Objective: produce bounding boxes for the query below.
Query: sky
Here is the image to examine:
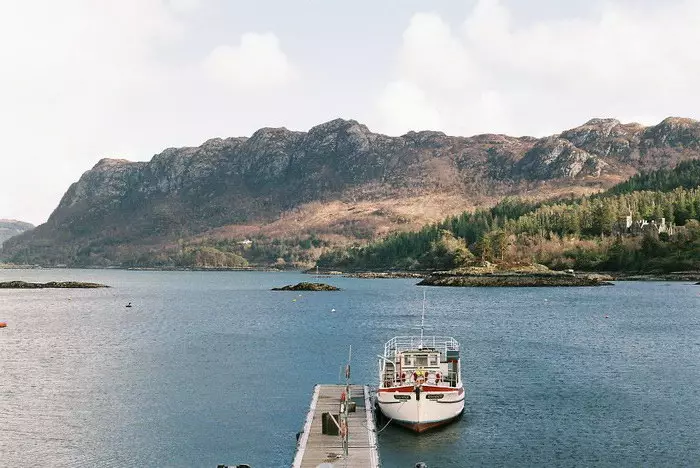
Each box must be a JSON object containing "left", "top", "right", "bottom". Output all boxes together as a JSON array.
[{"left": 1, "top": 0, "right": 700, "bottom": 225}]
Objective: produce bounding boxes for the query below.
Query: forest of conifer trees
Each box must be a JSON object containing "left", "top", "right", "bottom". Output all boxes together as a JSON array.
[{"left": 317, "top": 161, "right": 700, "bottom": 273}]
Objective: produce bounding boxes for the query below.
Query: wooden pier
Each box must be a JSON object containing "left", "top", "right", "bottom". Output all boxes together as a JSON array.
[{"left": 292, "top": 384, "right": 380, "bottom": 468}]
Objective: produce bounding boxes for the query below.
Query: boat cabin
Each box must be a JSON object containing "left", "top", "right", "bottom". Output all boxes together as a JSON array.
[{"left": 379, "top": 336, "right": 461, "bottom": 388}]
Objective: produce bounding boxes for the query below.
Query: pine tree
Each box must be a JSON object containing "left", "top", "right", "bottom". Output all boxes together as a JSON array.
[{"left": 475, "top": 235, "right": 493, "bottom": 261}]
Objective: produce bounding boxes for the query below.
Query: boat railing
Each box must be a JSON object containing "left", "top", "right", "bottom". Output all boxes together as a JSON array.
[
  {"left": 379, "top": 365, "right": 461, "bottom": 388},
  {"left": 383, "top": 336, "right": 459, "bottom": 358}
]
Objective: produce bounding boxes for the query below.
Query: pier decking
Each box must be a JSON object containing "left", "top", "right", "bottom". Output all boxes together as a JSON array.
[{"left": 292, "top": 384, "right": 380, "bottom": 468}]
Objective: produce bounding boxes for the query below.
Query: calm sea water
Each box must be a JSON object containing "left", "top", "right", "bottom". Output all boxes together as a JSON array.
[{"left": 1, "top": 269, "right": 699, "bottom": 468}]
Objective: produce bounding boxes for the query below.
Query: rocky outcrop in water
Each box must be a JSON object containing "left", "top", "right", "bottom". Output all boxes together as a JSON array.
[
  {"left": 417, "top": 273, "right": 613, "bottom": 287},
  {"left": 4, "top": 117, "right": 700, "bottom": 267},
  {"left": 417, "top": 263, "right": 613, "bottom": 287},
  {"left": 0, "top": 281, "right": 108, "bottom": 288},
  {"left": 343, "top": 272, "right": 425, "bottom": 279},
  {"left": 272, "top": 282, "right": 340, "bottom": 291}
]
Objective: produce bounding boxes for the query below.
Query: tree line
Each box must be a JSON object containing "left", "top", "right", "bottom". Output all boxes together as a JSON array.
[
  {"left": 317, "top": 161, "right": 700, "bottom": 273},
  {"left": 607, "top": 159, "right": 700, "bottom": 195}
]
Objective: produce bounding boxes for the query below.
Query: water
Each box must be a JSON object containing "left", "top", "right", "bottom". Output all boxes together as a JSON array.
[{"left": 1, "top": 269, "right": 699, "bottom": 467}]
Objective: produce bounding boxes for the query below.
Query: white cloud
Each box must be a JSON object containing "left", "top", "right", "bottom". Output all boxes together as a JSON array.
[
  {"left": 203, "top": 33, "right": 298, "bottom": 91},
  {"left": 0, "top": 0, "right": 185, "bottom": 224},
  {"left": 0, "top": 1, "right": 300, "bottom": 224},
  {"left": 377, "top": 81, "right": 443, "bottom": 135},
  {"left": 373, "top": 0, "right": 700, "bottom": 137},
  {"left": 167, "top": 0, "right": 201, "bottom": 13},
  {"left": 399, "top": 13, "right": 476, "bottom": 91}
]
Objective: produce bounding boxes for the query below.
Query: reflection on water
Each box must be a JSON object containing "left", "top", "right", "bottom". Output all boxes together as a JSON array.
[{"left": 1, "top": 269, "right": 699, "bottom": 467}]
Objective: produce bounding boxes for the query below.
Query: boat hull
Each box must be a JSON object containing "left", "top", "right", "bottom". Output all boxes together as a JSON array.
[
  {"left": 392, "top": 414, "right": 462, "bottom": 433},
  {"left": 376, "top": 386, "right": 464, "bottom": 433}
]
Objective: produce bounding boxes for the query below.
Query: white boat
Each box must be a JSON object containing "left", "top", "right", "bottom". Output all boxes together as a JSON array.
[{"left": 375, "top": 299, "right": 464, "bottom": 432}]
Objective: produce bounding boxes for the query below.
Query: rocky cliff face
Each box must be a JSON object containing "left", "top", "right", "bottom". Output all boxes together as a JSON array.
[
  {"left": 4, "top": 117, "right": 700, "bottom": 266},
  {"left": 0, "top": 220, "right": 34, "bottom": 248}
]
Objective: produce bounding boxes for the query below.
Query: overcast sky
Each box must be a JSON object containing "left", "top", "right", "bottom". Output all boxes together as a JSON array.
[{"left": 2, "top": 0, "right": 700, "bottom": 225}]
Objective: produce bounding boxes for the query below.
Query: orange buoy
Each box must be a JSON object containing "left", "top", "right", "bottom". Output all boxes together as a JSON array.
[{"left": 0, "top": 322, "right": 7, "bottom": 328}]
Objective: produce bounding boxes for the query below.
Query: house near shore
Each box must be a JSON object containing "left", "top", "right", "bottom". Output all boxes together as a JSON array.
[{"left": 612, "top": 215, "right": 675, "bottom": 237}]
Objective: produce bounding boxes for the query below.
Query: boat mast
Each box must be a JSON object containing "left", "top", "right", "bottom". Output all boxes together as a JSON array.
[{"left": 420, "top": 290, "right": 426, "bottom": 348}]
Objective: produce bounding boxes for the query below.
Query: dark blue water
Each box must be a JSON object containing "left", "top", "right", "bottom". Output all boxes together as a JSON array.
[{"left": 1, "top": 269, "right": 699, "bottom": 467}]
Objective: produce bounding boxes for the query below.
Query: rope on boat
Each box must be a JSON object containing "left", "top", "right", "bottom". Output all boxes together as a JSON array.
[
  {"left": 375, "top": 416, "right": 394, "bottom": 434},
  {"left": 367, "top": 386, "right": 403, "bottom": 434}
]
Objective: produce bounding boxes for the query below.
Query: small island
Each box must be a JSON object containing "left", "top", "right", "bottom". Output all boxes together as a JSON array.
[
  {"left": 0, "top": 281, "right": 109, "bottom": 289},
  {"left": 272, "top": 282, "right": 340, "bottom": 291},
  {"left": 417, "top": 262, "right": 613, "bottom": 287},
  {"left": 343, "top": 272, "right": 425, "bottom": 279}
]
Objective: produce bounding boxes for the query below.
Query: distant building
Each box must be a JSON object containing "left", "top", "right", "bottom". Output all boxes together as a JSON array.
[{"left": 612, "top": 215, "right": 675, "bottom": 237}]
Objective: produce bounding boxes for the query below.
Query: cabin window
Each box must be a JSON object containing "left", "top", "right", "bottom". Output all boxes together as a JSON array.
[
  {"left": 416, "top": 355, "right": 428, "bottom": 367},
  {"left": 429, "top": 354, "right": 438, "bottom": 366},
  {"left": 404, "top": 355, "right": 411, "bottom": 366}
]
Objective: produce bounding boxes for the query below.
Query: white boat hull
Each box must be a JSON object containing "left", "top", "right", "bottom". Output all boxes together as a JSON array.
[{"left": 376, "top": 386, "right": 464, "bottom": 432}]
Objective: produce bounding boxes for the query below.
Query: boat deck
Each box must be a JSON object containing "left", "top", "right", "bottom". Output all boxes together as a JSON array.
[{"left": 292, "top": 384, "right": 380, "bottom": 468}]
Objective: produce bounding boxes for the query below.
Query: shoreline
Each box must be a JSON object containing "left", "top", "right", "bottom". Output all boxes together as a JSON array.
[
  {"left": 2, "top": 263, "right": 700, "bottom": 283},
  {"left": 610, "top": 271, "right": 700, "bottom": 282}
]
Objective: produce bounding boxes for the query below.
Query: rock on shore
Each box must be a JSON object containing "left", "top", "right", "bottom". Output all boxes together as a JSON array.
[{"left": 272, "top": 282, "right": 340, "bottom": 291}]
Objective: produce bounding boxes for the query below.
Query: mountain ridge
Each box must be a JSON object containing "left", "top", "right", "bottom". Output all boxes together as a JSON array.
[
  {"left": 4, "top": 116, "right": 700, "bottom": 267},
  {"left": 0, "top": 219, "right": 34, "bottom": 247}
]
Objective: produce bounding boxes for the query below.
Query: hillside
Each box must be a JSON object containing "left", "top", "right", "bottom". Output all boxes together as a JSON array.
[
  {"left": 0, "top": 220, "right": 34, "bottom": 248},
  {"left": 3, "top": 117, "right": 700, "bottom": 268},
  {"left": 318, "top": 162, "right": 700, "bottom": 274}
]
